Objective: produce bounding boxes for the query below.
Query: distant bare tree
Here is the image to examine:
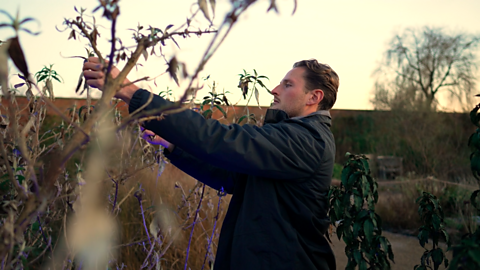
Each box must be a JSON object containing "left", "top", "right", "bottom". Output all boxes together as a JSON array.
[{"left": 372, "top": 27, "right": 480, "bottom": 111}]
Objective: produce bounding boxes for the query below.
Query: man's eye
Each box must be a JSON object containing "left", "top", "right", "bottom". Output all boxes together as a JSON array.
[{"left": 286, "top": 84, "right": 292, "bottom": 87}]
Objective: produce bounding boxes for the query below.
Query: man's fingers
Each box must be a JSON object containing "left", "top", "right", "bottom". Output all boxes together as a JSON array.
[
  {"left": 143, "top": 130, "right": 155, "bottom": 136},
  {"left": 83, "top": 70, "right": 103, "bottom": 79},
  {"left": 83, "top": 62, "right": 103, "bottom": 71},
  {"left": 85, "top": 79, "right": 102, "bottom": 89}
]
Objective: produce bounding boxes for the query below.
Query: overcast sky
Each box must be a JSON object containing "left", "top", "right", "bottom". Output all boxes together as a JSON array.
[{"left": 1, "top": 0, "right": 480, "bottom": 110}]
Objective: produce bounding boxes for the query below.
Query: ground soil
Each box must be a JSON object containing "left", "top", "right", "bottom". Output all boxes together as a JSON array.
[{"left": 331, "top": 230, "right": 451, "bottom": 270}]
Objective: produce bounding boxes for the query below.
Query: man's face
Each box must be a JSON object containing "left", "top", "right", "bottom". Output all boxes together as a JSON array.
[{"left": 270, "top": 67, "right": 310, "bottom": 117}]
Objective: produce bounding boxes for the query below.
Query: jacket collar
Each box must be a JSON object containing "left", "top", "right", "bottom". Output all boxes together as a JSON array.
[{"left": 263, "top": 109, "right": 331, "bottom": 125}]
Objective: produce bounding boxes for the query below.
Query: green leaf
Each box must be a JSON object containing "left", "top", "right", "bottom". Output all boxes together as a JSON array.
[
  {"left": 356, "top": 209, "right": 369, "bottom": 221},
  {"left": 432, "top": 214, "right": 441, "bottom": 231},
  {"left": 354, "top": 193, "right": 363, "bottom": 211},
  {"left": 347, "top": 172, "right": 358, "bottom": 188},
  {"left": 202, "top": 109, "right": 212, "bottom": 119},
  {"left": 0, "top": 180, "right": 10, "bottom": 192},
  {"left": 16, "top": 175, "right": 25, "bottom": 184},
  {"left": 431, "top": 248, "right": 444, "bottom": 266},
  {"left": 353, "top": 222, "right": 361, "bottom": 238},
  {"left": 36, "top": 74, "right": 48, "bottom": 83},
  {"left": 78, "top": 105, "right": 87, "bottom": 118},
  {"left": 359, "top": 259, "right": 367, "bottom": 270},
  {"left": 471, "top": 190, "right": 480, "bottom": 210},
  {"left": 361, "top": 175, "right": 369, "bottom": 198},
  {"left": 340, "top": 165, "right": 351, "bottom": 187},
  {"left": 336, "top": 223, "right": 344, "bottom": 240},
  {"left": 214, "top": 105, "right": 227, "bottom": 118},
  {"left": 52, "top": 75, "right": 61, "bottom": 83},
  {"left": 360, "top": 158, "right": 370, "bottom": 173},
  {"left": 364, "top": 218, "right": 374, "bottom": 243},
  {"left": 353, "top": 249, "right": 362, "bottom": 264},
  {"left": 418, "top": 229, "right": 429, "bottom": 247},
  {"left": 237, "top": 115, "right": 247, "bottom": 125}
]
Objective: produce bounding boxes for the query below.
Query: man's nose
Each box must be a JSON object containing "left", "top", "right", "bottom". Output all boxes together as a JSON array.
[{"left": 271, "top": 85, "right": 280, "bottom": 95}]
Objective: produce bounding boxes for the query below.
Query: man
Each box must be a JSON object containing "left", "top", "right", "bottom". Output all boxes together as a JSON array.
[{"left": 84, "top": 58, "right": 339, "bottom": 269}]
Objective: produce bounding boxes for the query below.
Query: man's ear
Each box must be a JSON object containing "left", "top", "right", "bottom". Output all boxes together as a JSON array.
[{"left": 307, "top": 89, "right": 324, "bottom": 106}]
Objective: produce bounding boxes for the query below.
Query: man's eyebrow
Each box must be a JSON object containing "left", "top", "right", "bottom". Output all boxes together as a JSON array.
[{"left": 281, "top": 79, "right": 293, "bottom": 84}]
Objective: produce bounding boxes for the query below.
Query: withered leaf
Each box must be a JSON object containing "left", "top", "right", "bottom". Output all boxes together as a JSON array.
[
  {"left": 198, "top": 0, "right": 211, "bottom": 23},
  {"left": 181, "top": 62, "right": 188, "bottom": 78},
  {"left": 7, "top": 37, "right": 30, "bottom": 80},
  {"left": 76, "top": 71, "right": 84, "bottom": 94},
  {"left": 68, "top": 30, "right": 76, "bottom": 40},
  {"left": 91, "top": 28, "right": 98, "bottom": 46},
  {"left": 223, "top": 95, "right": 230, "bottom": 106},
  {"left": 267, "top": 0, "right": 278, "bottom": 13},
  {"left": 167, "top": 57, "right": 179, "bottom": 86},
  {"left": 209, "top": 0, "right": 216, "bottom": 18},
  {"left": 254, "top": 87, "right": 260, "bottom": 108}
]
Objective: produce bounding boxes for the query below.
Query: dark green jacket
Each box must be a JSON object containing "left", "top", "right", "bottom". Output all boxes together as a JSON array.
[{"left": 129, "top": 89, "right": 336, "bottom": 270}]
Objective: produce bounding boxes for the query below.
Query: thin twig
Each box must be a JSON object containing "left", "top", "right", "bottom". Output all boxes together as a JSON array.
[
  {"left": 0, "top": 133, "right": 26, "bottom": 197},
  {"left": 27, "top": 237, "right": 51, "bottom": 266},
  {"left": 135, "top": 191, "right": 152, "bottom": 246},
  {"left": 184, "top": 184, "right": 206, "bottom": 270},
  {"left": 111, "top": 179, "right": 118, "bottom": 214},
  {"left": 201, "top": 190, "right": 224, "bottom": 270},
  {"left": 120, "top": 76, "right": 150, "bottom": 88}
]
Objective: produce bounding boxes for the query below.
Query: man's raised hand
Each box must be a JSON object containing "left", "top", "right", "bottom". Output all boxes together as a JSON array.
[{"left": 83, "top": 57, "right": 139, "bottom": 103}]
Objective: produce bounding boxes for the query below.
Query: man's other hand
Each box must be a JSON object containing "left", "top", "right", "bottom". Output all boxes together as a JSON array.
[{"left": 141, "top": 127, "right": 175, "bottom": 152}]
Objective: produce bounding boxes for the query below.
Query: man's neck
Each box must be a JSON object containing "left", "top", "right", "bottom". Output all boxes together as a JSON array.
[{"left": 299, "top": 107, "right": 318, "bottom": 117}]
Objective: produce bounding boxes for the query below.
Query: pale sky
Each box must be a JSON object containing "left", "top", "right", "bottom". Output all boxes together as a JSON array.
[{"left": 1, "top": 0, "right": 480, "bottom": 110}]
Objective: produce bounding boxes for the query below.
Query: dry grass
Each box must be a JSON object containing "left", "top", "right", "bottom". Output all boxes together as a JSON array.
[{"left": 114, "top": 164, "right": 230, "bottom": 269}]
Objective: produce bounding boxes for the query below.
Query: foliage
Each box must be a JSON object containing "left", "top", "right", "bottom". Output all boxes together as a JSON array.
[
  {"left": 446, "top": 102, "right": 480, "bottom": 269},
  {"left": 414, "top": 192, "right": 450, "bottom": 270},
  {"left": 328, "top": 153, "right": 394, "bottom": 270},
  {"left": 236, "top": 69, "right": 270, "bottom": 124},
  {"left": 199, "top": 78, "right": 230, "bottom": 119},
  {"left": 372, "top": 27, "right": 480, "bottom": 111},
  {"left": 34, "top": 64, "right": 62, "bottom": 99}
]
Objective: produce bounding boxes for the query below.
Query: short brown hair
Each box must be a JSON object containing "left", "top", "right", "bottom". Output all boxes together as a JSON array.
[{"left": 293, "top": 59, "right": 339, "bottom": 110}]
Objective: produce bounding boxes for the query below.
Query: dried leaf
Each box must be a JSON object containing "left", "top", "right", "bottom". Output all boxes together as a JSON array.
[
  {"left": 209, "top": 0, "right": 216, "bottom": 18},
  {"left": 181, "top": 62, "right": 188, "bottom": 78},
  {"left": 254, "top": 87, "right": 260, "bottom": 108},
  {"left": 25, "top": 88, "right": 33, "bottom": 100},
  {"left": 7, "top": 37, "right": 30, "bottom": 80},
  {"left": 167, "top": 57, "right": 179, "bottom": 86},
  {"left": 91, "top": 28, "right": 98, "bottom": 46},
  {"left": 0, "top": 41, "right": 9, "bottom": 95},
  {"left": 198, "top": 0, "right": 211, "bottom": 23},
  {"left": 76, "top": 71, "right": 84, "bottom": 94},
  {"left": 142, "top": 49, "right": 148, "bottom": 61},
  {"left": 267, "top": 0, "right": 278, "bottom": 13},
  {"left": 68, "top": 30, "right": 76, "bottom": 40}
]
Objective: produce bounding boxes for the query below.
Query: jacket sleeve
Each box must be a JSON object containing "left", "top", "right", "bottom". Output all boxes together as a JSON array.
[
  {"left": 165, "top": 146, "right": 235, "bottom": 194},
  {"left": 129, "top": 89, "right": 325, "bottom": 180}
]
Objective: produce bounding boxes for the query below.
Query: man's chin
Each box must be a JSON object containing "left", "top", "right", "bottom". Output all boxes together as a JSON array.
[{"left": 270, "top": 103, "right": 280, "bottom": 110}]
